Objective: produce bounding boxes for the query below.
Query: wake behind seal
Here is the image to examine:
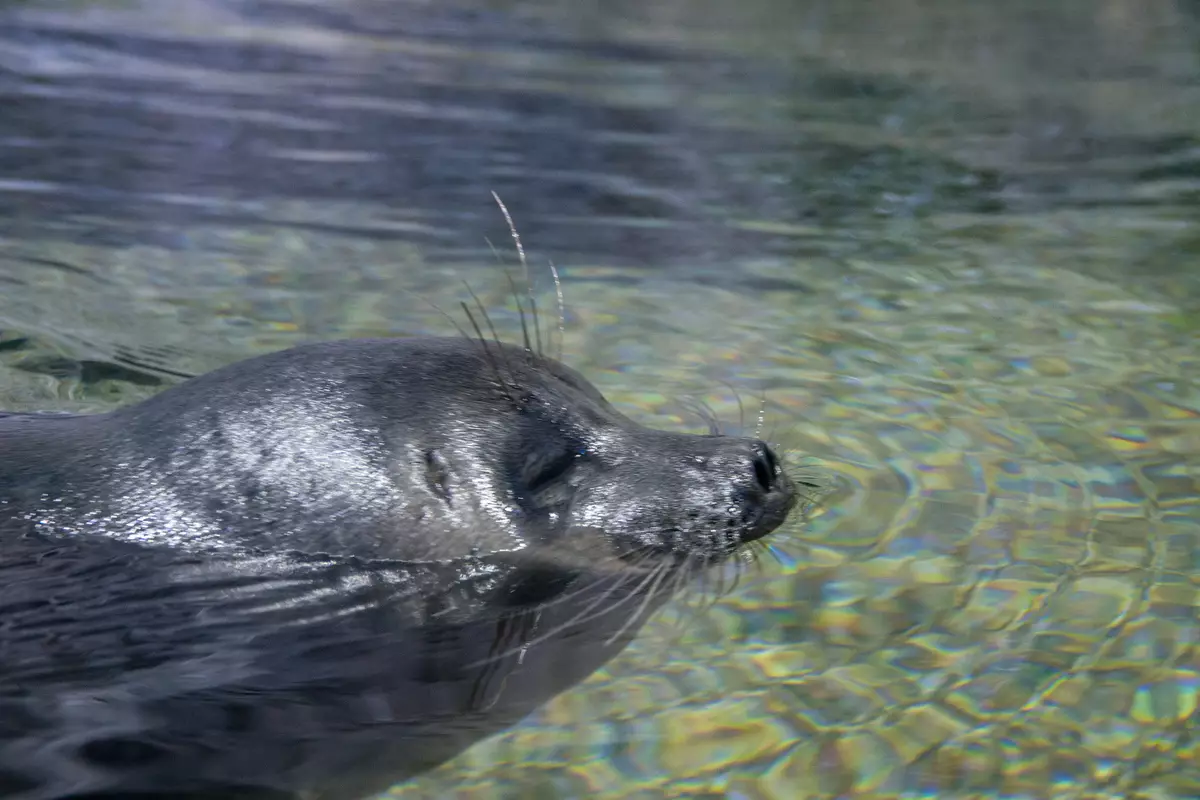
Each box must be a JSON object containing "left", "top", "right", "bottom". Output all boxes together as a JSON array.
[{"left": 0, "top": 328, "right": 812, "bottom": 799}]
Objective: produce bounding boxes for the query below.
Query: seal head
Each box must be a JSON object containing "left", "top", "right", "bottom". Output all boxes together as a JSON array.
[
  {"left": 7, "top": 337, "right": 795, "bottom": 565},
  {"left": 0, "top": 336, "right": 802, "bottom": 799}
]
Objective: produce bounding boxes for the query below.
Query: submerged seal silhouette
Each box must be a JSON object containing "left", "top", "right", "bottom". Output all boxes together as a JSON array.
[{"left": 0, "top": 328, "right": 809, "bottom": 799}]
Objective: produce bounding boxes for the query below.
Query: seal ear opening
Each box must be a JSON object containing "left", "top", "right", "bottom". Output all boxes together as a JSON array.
[{"left": 422, "top": 449, "right": 452, "bottom": 504}]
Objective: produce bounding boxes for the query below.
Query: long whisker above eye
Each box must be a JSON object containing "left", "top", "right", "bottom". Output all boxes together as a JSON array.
[
  {"left": 678, "top": 396, "right": 722, "bottom": 436},
  {"left": 715, "top": 378, "right": 747, "bottom": 435},
  {"left": 502, "top": 268, "right": 534, "bottom": 357},
  {"left": 460, "top": 300, "right": 515, "bottom": 404},
  {"left": 490, "top": 191, "right": 546, "bottom": 361},
  {"left": 529, "top": 294, "right": 543, "bottom": 357},
  {"left": 491, "top": 191, "right": 529, "bottom": 293},
  {"left": 394, "top": 285, "right": 477, "bottom": 347},
  {"left": 462, "top": 281, "right": 506, "bottom": 359},
  {"left": 548, "top": 259, "right": 566, "bottom": 362}
]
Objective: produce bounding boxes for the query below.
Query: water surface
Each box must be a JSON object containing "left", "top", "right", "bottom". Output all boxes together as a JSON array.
[{"left": 1, "top": 1, "right": 1198, "bottom": 797}]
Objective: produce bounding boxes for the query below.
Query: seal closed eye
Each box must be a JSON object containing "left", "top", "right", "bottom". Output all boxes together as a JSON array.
[{"left": 0, "top": 334, "right": 805, "bottom": 800}]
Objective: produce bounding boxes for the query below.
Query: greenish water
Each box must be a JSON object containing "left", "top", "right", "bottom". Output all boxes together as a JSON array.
[{"left": 1, "top": 1, "right": 1198, "bottom": 798}]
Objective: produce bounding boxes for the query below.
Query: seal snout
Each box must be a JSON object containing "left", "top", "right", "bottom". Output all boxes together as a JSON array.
[{"left": 738, "top": 439, "right": 797, "bottom": 544}]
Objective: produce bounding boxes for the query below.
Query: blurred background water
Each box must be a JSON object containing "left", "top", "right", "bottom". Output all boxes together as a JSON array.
[{"left": 1, "top": 0, "right": 1198, "bottom": 797}]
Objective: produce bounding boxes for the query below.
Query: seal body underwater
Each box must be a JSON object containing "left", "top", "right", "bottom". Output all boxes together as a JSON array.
[{"left": 0, "top": 335, "right": 801, "bottom": 799}]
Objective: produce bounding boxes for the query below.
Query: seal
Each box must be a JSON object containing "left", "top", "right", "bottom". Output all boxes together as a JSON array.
[{"left": 0, "top": 333, "right": 804, "bottom": 800}]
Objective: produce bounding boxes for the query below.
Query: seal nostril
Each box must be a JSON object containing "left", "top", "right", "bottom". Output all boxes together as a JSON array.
[{"left": 751, "top": 442, "right": 777, "bottom": 493}]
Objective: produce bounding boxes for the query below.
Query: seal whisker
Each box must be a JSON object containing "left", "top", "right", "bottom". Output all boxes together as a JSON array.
[
  {"left": 602, "top": 558, "right": 674, "bottom": 647},
  {"left": 703, "top": 549, "right": 752, "bottom": 614},
  {"left": 529, "top": 294, "right": 544, "bottom": 358},
  {"left": 394, "top": 285, "right": 476, "bottom": 345},
  {"left": 484, "top": 194, "right": 564, "bottom": 359},
  {"left": 459, "top": 299, "right": 516, "bottom": 403},
  {"left": 762, "top": 541, "right": 788, "bottom": 570},
  {"left": 605, "top": 519, "right": 769, "bottom": 564},
  {"left": 658, "top": 563, "right": 692, "bottom": 644},
  {"left": 696, "top": 581, "right": 728, "bottom": 619},
  {"left": 662, "top": 568, "right": 703, "bottom": 646},
  {"left": 711, "top": 555, "right": 729, "bottom": 604},
  {"left": 694, "top": 396, "right": 724, "bottom": 436},
  {"left": 489, "top": 191, "right": 542, "bottom": 360},
  {"left": 464, "top": 565, "right": 653, "bottom": 668},
  {"left": 462, "top": 281, "right": 508, "bottom": 363},
  {"left": 490, "top": 191, "right": 529, "bottom": 293},
  {"left": 751, "top": 540, "right": 769, "bottom": 573},
  {"left": 681, "top": 552, "right": 709, "bottom": 608},
  {"left": 750, "top": 540, "right": 772, "bottom": 576},
  {"left": 726, "top": 555, "right": 744, "bottom": 597},
  {"left": 502, "top": 268, "right": 535, "bottom": 357},
  {"left": 498, "top": 560, "right": 628, "bottom": 616},
  {"left": 715, "top": 378, "right": 747, "bottom": 435},
  {"left": 678, "top": 396, "right": 721, "bottom": 436},
  {"left": 663, "top": 555, "right": 714, "bottom": 645},
  {"left": 733, "top": 544, "right": 761, "bottom": 586},
  {"left": 529, "top": 546, "right": 666, "bottom": 627},
  {"left": 481, "top": 235, "right": 535, "bottom": 358},
  {"left": 675, "top": 555, "right": 702, "bottom": 616},
  {"left": 548, "top": 258, "right": 566, "bottom": 362},
  {"left": 468, "top": 608, "right": 540, "bottom": 711},
  {"left": 468, "top": 543, "right": 664, "bottom": 653},
  {"left": 694, "top": 565, "right": 727, "bottom": 617},
  {"left": 779, "top": 455, "right": 833, "bottom": 513},
  {"left": 483, "top": 234, "right": 506, "bottom": 269}
]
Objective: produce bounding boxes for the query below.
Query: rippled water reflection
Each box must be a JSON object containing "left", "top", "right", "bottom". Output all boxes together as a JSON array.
[{"left": 1, "top": 0, "right": 1198, "bottom": 797}]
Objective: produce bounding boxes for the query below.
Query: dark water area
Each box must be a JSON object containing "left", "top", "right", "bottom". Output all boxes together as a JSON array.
[
  {"left": 2, "top": 1, "right": 1194, "bottom": 269},
  {"left": 1, "top": 1, "right": 1200, "bottom": 798},
  {"left": 1, "top": 0, "right": 1196, "bottom": 382}
]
